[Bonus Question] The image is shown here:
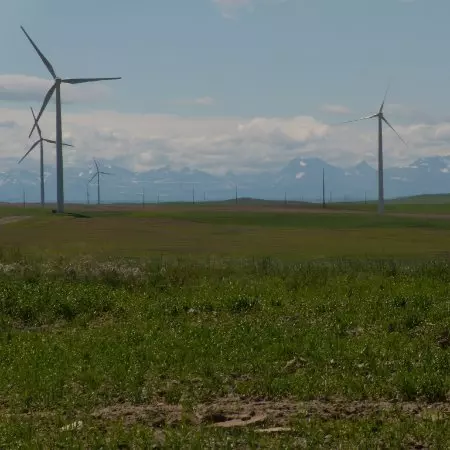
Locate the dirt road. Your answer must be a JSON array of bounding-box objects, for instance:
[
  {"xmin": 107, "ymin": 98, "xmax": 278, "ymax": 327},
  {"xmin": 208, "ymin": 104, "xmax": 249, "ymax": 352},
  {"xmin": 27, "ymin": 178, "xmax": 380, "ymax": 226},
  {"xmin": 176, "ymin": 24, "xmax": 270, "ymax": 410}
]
[{"xmin": 0, "ymin": 216, "xmax": 31, "ymax": 226}]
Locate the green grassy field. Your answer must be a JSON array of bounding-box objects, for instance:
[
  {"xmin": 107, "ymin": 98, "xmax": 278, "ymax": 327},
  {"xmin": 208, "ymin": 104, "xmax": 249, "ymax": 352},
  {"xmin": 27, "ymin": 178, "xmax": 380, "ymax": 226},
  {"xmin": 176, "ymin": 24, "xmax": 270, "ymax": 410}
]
[
  {"xmin": 1, "ymin": 204, "xmax": 450, "ymax": 447},
  {"xmin": 2, "ymin": 205, "xmax": 450, "ymax": 261}
]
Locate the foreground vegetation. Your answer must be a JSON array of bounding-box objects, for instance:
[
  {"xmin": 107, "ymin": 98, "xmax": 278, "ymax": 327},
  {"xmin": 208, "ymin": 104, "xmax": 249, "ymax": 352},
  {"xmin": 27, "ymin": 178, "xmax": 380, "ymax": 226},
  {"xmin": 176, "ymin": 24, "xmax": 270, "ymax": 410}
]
[
  {"xmin": 1, "ymin": 205, "xmax": 450, "ymax": 446},
  {"xmin": 0, "ymin": 256, "xmax": 449, "ymax": 447}
]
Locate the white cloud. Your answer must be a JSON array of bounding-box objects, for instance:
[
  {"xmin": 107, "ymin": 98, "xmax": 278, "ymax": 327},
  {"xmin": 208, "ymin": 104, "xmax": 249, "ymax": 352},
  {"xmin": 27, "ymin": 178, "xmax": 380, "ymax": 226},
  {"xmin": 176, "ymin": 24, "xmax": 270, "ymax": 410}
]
[
  {"xmin": 213, "ymin": 0, "xmax": 253, "ymax": 17},
  {"xmin": 194, "ymin": 96, "xmax": 215, "ymax": 106},
  {"xmin": 172, "ymin": 96, "xmax": 215, "ymax": 106},
  {"xmin": 212, "ymin": 0, "xmax": 288, "ymax": 18},
  {"xmin": 2, "ymin": 102, "xmax": 450, "ymax": 175},
  {"xmin": 320, "ymin": 104, "xmax": 351, "ymax": 115},
  {"xmin": 0, "ymin": 74, "xmax": 112, "ymax": 104}
]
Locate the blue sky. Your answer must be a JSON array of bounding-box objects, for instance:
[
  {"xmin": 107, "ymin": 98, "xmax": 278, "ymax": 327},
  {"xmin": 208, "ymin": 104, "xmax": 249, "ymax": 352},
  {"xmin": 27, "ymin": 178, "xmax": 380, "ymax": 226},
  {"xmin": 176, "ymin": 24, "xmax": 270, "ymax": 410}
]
[{"xmin": 0, "ymin": 0, "xmax": 449, "ymax": 174}]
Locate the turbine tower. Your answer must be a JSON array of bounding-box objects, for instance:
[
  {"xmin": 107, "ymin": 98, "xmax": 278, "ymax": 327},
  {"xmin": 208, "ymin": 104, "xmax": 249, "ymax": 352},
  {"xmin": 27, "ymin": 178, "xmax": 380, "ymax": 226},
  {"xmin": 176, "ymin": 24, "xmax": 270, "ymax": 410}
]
[
  {"xmin": 342, "ymin": 87, "xmax": 407, "ymax": 214},
  {"xmin": 18, "ymin": 107, "xmax": 73, "ymax": 207},
  {"xmin": 21, "ymin": 26, "xmax": 121, "ymax": 214},
  {"xmin": 89, "ymin": 159, "xmax": 112, "ymax": 205}
]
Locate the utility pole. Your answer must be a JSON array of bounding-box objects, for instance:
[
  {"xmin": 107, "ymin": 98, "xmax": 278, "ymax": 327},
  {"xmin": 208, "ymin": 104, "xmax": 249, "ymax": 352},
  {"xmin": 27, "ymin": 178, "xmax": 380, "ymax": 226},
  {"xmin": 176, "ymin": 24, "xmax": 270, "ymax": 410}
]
[
  {"xmin": 192, "ymin": 185, "xmax": 195, "ymax": 205},
  {"xmin": 157, "ymin": 191, "xmax": 160, "ymax": 205},
  {"xmin": 322, "ymin": 168, "xmax": 326, "ymax": 209},
  {"xmin": 22, "ymin": 189, "xmax": 26, "ymax": 208}
]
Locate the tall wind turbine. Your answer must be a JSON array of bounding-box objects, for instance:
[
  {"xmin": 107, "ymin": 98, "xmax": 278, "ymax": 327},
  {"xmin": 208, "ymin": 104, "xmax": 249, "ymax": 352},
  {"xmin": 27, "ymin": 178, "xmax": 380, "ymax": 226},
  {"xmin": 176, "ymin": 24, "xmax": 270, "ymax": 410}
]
[
  {"xmin": 89, "ymin": 159, "xmax": 113, "ymax": 205},
  {"xmin": 18, "ymin": 107, "xmax": 73, "ymax": 207},
  {"xmin": 21, "ymin": 26, "xmax": 121, "ymax": 214},
  {"xmin": 342, "ymin": 87, "xmax": 407, "ymax": 214}
]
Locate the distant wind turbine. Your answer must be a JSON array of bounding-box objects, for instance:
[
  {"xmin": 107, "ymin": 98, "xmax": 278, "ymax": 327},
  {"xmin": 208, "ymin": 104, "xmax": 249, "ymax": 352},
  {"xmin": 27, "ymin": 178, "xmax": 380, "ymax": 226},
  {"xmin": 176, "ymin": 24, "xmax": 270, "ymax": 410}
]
[
  {"xmin": 89, "ymin": 159, "xmax": 113, "ymax": 205},
  {"xmin": 341, "ymin": 85, "xmax": 407, "ymax": 214},
  {"xmin": 21, "ymin": 25, "xmax": 121, "ymax": 214},
  {"xmin": 18, "ymin": 106, "xmax": 73, "ymax": 207},
  {"xmin": 137, "ymin": 187, "xmax": 145, "ymax": 208}
]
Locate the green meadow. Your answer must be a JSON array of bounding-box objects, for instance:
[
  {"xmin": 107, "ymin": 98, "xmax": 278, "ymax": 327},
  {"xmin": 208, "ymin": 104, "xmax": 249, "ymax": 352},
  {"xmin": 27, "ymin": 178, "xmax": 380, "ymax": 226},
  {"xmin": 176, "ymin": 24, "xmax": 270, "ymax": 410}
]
[{"xmin": 0, "ymin": 204, "xmax": 450, "ymax": 447}]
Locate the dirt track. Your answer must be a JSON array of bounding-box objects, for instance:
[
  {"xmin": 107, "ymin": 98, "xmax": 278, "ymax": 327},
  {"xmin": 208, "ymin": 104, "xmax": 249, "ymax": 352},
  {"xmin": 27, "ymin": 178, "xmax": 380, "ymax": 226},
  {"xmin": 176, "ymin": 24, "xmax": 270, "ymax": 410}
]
[
  {"xmin": 0, "ymin": 216, "xmax": 31, "ymax": 226},
  {"xmin": 91, "ymin": 397, "xmax": 449, "ymax": 429}
]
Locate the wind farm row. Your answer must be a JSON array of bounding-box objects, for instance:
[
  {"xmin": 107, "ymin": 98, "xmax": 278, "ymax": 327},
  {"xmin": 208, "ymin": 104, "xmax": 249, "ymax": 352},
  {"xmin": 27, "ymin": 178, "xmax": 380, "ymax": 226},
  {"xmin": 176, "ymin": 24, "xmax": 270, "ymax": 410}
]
[{"xmin": 15, "ymin": 26, "xmax": 409, "ymax": 215}]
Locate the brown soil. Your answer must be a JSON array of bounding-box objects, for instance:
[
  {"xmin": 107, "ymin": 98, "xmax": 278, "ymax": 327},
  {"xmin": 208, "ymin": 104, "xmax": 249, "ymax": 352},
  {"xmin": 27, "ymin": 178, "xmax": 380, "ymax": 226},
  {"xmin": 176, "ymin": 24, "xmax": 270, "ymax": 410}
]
[{"xmin": 91, "ymin": 397, "xmax": 450, "ymax": 429}]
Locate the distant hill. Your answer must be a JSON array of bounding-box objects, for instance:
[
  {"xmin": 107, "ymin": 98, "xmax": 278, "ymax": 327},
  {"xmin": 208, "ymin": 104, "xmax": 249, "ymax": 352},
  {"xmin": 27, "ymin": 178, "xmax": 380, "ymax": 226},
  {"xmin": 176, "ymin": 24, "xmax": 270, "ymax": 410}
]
[{"xmin": 388, "ymin": 194, "xmax": 450, "ymax": 204}]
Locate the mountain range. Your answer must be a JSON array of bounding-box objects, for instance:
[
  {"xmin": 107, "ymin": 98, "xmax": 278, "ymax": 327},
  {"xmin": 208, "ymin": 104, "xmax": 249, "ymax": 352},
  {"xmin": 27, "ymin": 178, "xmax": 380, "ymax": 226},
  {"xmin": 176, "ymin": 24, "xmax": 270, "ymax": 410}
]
[{"xmin": 1, "ymin": 155, "xmax": 450, "ymax": 204}]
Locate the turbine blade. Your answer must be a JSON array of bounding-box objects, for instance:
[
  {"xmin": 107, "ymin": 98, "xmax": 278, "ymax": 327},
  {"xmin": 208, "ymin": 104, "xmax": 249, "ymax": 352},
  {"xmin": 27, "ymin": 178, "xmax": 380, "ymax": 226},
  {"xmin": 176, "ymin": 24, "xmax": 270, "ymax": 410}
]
[
  {"xmin": 28, "ymin": 84, "xmax": 56, "ymax": 138},
  {"xmin": 379, "ymin": 82, "xmax": 391, "ymax": 113},
  {"xmin": 18, "ymin": 139, "xmax": 41, "ymax": 164},
  {"xmin": 88, "ymin": 173, "xmax": 97, "ymax": 183},
  {"xmin": 30, "ymin": 106, "xmax": 42, "ymax": 137},
  {"xmin": 100, "ymin": 171, "xmax": 113, "ymax": 175},
  {"xmin": 382, "ymin": 117, "xmax": 408, "ymax": 147},
  {"xmin": 43, "ymin": 138, "xmax": 74, "ymax": 147},
  {"xmin": 93, "ymin": 158, "xmax": 99, "ymax": 172},
  {"xmin": 62, "ymin": 77, "xmax": 121, "ymax": 84},
  {"xmin": 340, "ymin": 114, "xmax": 378, "ymax": 125},
  {"xmin": 20, "ymin": 26, "xmax": 57, "ymax": 79},
  {"xmin": 30, "ymin": 106, "xmax": 37, "ymax": 121}
]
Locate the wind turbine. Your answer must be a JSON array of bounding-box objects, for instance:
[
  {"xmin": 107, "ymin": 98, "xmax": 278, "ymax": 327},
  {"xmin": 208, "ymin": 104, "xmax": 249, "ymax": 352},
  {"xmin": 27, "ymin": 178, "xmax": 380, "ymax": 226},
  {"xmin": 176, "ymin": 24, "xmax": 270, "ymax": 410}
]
[
  {"xmin": 89, "ymin": 159, "xmax": 113, "ymax": 205},
  {"xmin": 20, "ymin": 26, "xmax": 121, "ymax": 214},
  {"xmin": 137, "ymin": 187, "xmax": 145, "ymax": 208},
  {"xmin": 342, "ymin": 86, "xmax": 407, "ymax": 214},
  {"xmin": 18, "ymin": 107, "xmax": 73, "ymax": 207}
]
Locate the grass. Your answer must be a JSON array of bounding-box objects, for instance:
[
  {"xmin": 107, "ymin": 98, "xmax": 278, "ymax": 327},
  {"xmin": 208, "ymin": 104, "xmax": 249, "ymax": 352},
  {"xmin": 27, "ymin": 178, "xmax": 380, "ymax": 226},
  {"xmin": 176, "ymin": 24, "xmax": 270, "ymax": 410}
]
[
  {"xmin": 1, "ymin": 204, "xmax": 450, "ymax": 446},
  {"xmin": 0, "ymin": 258, "xmax": 449, "ymax": 447},
  {"xmin": 2, "ymin": 207, "xmax": 450, "ymax": 261}
]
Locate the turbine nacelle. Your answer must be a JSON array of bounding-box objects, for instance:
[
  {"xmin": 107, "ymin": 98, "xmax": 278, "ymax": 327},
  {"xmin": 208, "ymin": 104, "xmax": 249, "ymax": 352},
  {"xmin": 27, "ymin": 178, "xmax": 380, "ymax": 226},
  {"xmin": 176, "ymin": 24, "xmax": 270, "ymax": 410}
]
[
  {"xmin": 89, "ymin": 158, "xmax": 114, "ymax": 183},
  {"xmin": 18, "ymin": 137, "xmax": 73, "ymax": 165}
]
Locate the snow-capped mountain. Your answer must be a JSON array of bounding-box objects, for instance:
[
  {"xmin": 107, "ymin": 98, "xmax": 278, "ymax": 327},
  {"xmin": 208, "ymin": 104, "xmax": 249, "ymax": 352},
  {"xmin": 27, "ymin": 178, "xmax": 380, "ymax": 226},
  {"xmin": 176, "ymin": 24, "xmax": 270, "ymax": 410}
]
[{"xmin": 2, "ymin": 155, "xmax": 450, "ymax": 204}]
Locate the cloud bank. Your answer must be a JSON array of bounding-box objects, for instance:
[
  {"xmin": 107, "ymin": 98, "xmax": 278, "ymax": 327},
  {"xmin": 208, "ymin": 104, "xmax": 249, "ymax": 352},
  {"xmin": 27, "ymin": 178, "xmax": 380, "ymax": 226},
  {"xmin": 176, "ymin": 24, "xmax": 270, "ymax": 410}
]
[{"xmin": 1, "ymin": 102, "xmax": 450, "ymax": 176}]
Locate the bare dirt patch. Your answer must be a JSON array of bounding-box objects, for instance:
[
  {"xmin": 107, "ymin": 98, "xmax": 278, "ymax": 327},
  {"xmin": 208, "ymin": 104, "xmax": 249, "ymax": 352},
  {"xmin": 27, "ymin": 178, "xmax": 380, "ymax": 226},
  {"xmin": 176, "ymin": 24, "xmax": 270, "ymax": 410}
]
[
  {"xmin": 91, "ymin": 397, "xmax": 450, "ymax": 429},
  {"xmin": 0, "ymin": 216, "xmax": 31, "ymax": 226}
]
